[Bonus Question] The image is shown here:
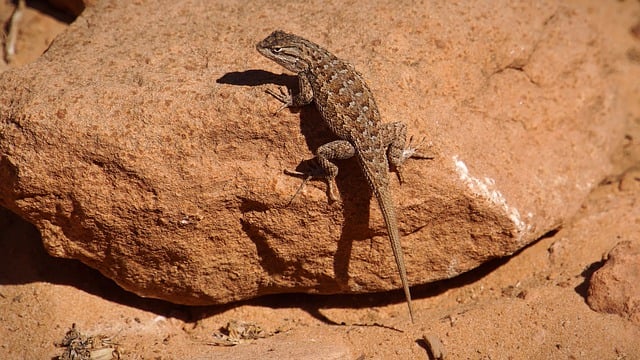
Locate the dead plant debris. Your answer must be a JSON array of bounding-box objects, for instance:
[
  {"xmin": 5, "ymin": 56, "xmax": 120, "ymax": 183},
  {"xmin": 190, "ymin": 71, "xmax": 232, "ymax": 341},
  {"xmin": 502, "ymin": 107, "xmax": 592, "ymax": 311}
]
[{"xmin": 56, "ymin": 323, "xmax": 119, "ymax": 360}]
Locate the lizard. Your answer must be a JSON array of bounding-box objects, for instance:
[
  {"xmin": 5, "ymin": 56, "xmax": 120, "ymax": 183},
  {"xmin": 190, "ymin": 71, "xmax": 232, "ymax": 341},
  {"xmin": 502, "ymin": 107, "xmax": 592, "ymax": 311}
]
[{"xmin": 256, "ymin": 30, "xmax": 429, "ymax": 323}]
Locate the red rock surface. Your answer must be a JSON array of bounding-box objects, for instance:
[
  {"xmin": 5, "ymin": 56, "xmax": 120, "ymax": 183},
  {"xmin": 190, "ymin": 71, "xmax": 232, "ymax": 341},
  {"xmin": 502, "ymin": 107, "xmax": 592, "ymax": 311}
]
[
  {"xmin": 588, "ymin": 241, "xmax": 640, "ymax": 325},
  {"xmin": 0, "ymin": 0, "xmax": 624, "ymax": 306},
  {"xmin": 1, "ymin": 0, "xmax": 640, "ymax": 358}
]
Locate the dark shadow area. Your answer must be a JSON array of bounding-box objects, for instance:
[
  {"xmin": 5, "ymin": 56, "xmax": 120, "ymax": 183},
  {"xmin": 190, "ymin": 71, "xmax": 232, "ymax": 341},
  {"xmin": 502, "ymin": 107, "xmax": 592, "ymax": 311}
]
[
  {"xmin": 227, "ymin": 68, "xmax": 377, "ymax": 300},
  {"xmin": 216, "ymin": 69, "xmax": 297, "ymax": 89},
  {"xmin": 294, "ymin": 106, "xmax": 376, "ymax": 293},
  {"xmin": 537, "ymin": 228, "xmax": 560, "ymax": 242},
  {"xmin": 0, "ymin": 206, "xmax": 197, "ymax": 321},
  {"xmin": 217, "ymin": 69, "xmax": 336, "ymax": 156},
  {"xmin": 233, "ymin": 227, "xmax": 566, "ymax": 324},
  {"xmin": 188, "ymin": 256, "xmax": 513, "ymax": 325},
  {"xmin": 192, "ymin": 253, "xmax": 509, "ymax": 324},
  {"xmin": 0, "ymin": 204, "xmax": 568, "ymax": 326},
  {"xmin": 403, "ymin": 229, "xmax": 563, "ymax": 309},
  {"xmin": 416, "ymin": 334, "xmax": 445, "ymax": 360},
  {"xmin": 575, "ymin": 260, "xmax": 605, "ymax": 299},
  {"xmin": 416, "ymin": 337, "xmax": 432, "ymax": 359},
  {"xmin": 332, "ymin": 180, "xmax": 374, "ymax": 292},
  {"xmin": 25, "ymin": 0, "xmax": 80, "ymax": 24},
  {"xmin": 505, "ymin": 227, "xmax": 560, "ymax": 258}
]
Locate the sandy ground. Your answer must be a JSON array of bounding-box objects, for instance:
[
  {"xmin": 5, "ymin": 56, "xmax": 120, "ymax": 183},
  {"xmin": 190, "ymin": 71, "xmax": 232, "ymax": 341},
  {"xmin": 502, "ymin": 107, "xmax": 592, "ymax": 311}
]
[{"xmin": 1, "ymin": 0, "xmax": 639, "ymax": 359}]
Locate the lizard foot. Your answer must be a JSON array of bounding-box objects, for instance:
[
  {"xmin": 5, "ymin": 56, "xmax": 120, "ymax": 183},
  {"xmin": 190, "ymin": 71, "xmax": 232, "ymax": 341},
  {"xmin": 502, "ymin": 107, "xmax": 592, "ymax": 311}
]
[
  {"xmin": 402, "ymin": 135, "xmax": 434, "ymax": 162},
  {"xmin": 394, "ymin": 136, "xmax": 435, "ymax": 184},
  {"xmin": 265, "ymin": 86, "xmax": 293, "ymax": 115},
  {"xmin": 284, "ymin": 162, "xmax": 339, "ymax": 204}
]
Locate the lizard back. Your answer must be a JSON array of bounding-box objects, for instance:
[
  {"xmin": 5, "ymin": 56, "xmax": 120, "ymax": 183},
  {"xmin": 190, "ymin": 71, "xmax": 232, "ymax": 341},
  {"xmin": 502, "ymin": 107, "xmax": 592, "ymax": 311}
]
[{"xmin": 256, "ymin": 30, "xmax": 391, "ymax": 189}]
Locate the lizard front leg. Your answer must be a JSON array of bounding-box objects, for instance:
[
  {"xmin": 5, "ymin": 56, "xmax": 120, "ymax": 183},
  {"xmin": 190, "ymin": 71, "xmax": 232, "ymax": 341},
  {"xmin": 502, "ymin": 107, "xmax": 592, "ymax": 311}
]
[{"xmin": 267, "ymin": 73, "xmax": 314, "ymax": 114}]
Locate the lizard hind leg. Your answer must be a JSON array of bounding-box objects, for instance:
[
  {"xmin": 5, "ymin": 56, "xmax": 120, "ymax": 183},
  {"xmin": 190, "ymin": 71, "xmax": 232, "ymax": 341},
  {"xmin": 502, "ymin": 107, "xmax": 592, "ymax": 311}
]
[
  {"xmin": 284, "ymin": 159, "xmax": 334, "ymax": 204},
  {"xmin": 284, "ymin": 140, "xmax": 356, "ymax": 203},
  {"xmin": 381, "ymin": 122, "xmax": 434, "ymax": 184}
]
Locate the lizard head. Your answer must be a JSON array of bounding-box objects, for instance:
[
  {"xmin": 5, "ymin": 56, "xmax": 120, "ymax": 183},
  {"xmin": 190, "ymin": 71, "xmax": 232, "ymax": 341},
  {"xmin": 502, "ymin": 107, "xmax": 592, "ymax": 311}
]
[{"xmin": 256, "ymin": 30, "xmax": 311, "ymax": 73}]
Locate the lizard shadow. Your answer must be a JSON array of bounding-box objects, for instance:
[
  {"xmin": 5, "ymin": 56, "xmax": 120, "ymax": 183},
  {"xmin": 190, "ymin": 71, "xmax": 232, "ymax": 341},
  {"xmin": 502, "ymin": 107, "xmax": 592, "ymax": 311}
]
[
  {"xmin": 222, "ymin": 69, "xmax": 377, "ymax": 299},
  {"xmin": 302, "ymin": 111, "xmax": 375, "ymax": 293},
  {"xmin": 216, "ymin": 69, "xmax": 297, "ymax": 88},
  {"xmin": 284, "ymin": 98, "xmax": 377, "ymax": 291},
  {"xmin": 272, "ymin": 86, "xmax": 380, "ymax": 299},
  {"xmin": 201, "ymin": 254, "xmax": 511, "ymax": 326}
]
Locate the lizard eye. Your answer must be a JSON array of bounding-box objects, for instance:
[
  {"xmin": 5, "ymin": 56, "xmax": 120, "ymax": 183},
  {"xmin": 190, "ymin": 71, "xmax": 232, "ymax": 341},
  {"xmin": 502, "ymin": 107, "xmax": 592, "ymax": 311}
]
[{"xmin": 272, "ymin": 47, "xmax": 283, "ymax": 53}]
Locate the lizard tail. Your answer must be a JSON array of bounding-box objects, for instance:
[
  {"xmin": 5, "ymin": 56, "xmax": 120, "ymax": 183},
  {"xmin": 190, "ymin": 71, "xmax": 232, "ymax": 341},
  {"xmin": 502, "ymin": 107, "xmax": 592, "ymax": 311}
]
[{"xmin": 373, "ymin": 186, "xmax": 415, "ymax": 324}]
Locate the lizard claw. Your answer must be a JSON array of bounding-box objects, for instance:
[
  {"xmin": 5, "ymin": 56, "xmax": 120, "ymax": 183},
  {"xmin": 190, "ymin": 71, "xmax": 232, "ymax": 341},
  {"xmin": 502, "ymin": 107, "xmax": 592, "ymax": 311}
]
[
  {"xmin": 394, "ymin": 136, "xmax": 434, "ymax": 184},
  {"xmin": 266, "ymin": 87, "xmax": 293, "ymax": 115},
  {"xmin": 283, "ymin": 169, "xmax": 313, "ymax": 206},
  {"xmin": 403, "ymin": 135, "xmax": 434, "ymax": 161}
]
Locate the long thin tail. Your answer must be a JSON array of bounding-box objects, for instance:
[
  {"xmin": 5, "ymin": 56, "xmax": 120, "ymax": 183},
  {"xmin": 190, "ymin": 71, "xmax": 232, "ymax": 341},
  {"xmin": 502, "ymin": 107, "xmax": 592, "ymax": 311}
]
[{"xmin": 374, "ymin": 186, "xmax": 415, "ymax": 323}]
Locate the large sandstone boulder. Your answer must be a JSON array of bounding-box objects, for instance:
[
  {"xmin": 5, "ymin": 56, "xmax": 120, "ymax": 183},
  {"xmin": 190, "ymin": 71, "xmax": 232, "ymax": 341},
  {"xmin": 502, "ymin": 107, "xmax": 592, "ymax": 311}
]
[{"xmin": 0, "ymin": 1, "xmax": 623, "ymax": 305}]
